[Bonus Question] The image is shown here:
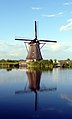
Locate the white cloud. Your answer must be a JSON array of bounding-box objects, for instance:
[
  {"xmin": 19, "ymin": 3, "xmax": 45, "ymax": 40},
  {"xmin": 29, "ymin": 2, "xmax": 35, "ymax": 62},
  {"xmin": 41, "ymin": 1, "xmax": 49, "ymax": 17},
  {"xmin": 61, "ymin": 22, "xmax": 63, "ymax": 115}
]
[
  {"xmin": 0, "ymin": 40, "xmax": 27, "ymax": 59},
  {"xmin": 64, "ymin": 2, "xmax": 72, "ymax": 6},
  {"xmin": 67, "ymin": 18, "xmax": 72, "ymax": 22},
  {"xmin": 42, "ymin": 14, "xmax": 55, "ymax": 18},
  {"xmin": 60, "ymin": 18, "xmax": 72, "ymax": 31},
  {"xmin": 42, "ymin": 41, "xmax": 72, "ymax": 52},
  {"xmin": 32, "ymin": 7, "xmax": 42, "ymax": 10},
  {"xmin": 62, "ymin": 42, "xmax": 72, "ymax": 51},
  {"xmin": 50, "ymin": 43, "xmax": 60, "ymax": 51},
  {"xmin": 58, "ymin": 12, "xmax": 63, "ymax": 15},
  {"xmin": 0, "ymin": 40, "xmax": 72, "ymax": 60},
  {"xmin": 42, "ymin": 12, "xmax": 63, "ymax": 18}
]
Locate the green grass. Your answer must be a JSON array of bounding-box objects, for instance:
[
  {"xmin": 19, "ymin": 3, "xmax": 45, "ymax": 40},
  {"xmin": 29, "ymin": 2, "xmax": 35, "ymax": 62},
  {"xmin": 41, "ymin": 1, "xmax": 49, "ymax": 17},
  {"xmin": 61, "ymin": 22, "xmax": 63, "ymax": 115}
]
[{"xmin": 0, "ymin": 60, "xmax": 19, "ymax": 69}]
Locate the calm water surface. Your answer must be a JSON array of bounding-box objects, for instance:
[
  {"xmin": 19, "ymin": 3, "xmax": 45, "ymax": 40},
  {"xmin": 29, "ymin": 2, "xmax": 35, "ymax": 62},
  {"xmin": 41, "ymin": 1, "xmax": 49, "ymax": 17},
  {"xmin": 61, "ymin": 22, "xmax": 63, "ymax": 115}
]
[{"xmin": 0, "ymin": 68, "xmax": 72, "ymax": 119}]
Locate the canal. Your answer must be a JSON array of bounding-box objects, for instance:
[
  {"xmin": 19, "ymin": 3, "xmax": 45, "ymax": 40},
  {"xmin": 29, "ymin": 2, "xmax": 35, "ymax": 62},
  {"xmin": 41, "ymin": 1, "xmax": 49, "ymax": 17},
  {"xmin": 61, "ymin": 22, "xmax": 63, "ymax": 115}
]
[{"xmin": 0, "ymin": 68, "xmax": 72, "ymax": 119}]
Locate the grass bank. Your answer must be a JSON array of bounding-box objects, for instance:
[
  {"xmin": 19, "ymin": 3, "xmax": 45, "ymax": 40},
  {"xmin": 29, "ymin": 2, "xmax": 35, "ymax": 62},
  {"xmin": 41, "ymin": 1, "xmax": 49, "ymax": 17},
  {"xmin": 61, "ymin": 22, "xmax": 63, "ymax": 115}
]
[{"xmin": 0, "ymin": 60, "xmax": 19, "ymax": 69}]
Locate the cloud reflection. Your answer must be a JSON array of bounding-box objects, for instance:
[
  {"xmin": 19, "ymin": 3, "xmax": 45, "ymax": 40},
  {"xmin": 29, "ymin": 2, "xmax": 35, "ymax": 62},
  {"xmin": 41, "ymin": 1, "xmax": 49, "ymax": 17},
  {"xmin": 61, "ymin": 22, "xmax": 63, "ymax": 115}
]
[{"xmin": 61, "ymin": 94, "xmax": 72, "ymax": 105}]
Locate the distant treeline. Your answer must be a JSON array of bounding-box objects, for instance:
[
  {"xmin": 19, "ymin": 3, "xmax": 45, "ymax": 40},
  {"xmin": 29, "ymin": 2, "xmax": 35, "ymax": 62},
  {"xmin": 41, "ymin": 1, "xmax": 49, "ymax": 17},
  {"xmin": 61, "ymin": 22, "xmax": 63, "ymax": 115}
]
[
  {"xmin": 0, "ymin": 59, "xmax": 19, "ymax": 62},
  {"xmin": 0, "ymin": 59, "xmax": 19, "ymax": 69},
  {"xmin": 27, "ymin": 59, "xmax": 72, "ymax": 68},
  {"xmin": 0, "ymin": 59, "xmax": 72, "ymax": 69}
]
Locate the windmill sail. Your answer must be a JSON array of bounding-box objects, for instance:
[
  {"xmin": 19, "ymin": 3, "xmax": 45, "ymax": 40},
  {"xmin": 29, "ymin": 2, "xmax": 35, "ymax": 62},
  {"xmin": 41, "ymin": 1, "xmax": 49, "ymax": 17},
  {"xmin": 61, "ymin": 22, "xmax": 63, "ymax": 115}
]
[{"xmin": 35, "ymin": 21, "xmax": 37, "ymax": 39}]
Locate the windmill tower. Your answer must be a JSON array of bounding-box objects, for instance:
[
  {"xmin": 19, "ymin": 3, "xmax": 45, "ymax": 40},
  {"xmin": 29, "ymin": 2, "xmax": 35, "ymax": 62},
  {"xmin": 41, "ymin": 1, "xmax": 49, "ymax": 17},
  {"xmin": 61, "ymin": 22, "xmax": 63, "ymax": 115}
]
[{"xmin": 15, "ymin": 21, "xmax": 57, "ymax": 61}]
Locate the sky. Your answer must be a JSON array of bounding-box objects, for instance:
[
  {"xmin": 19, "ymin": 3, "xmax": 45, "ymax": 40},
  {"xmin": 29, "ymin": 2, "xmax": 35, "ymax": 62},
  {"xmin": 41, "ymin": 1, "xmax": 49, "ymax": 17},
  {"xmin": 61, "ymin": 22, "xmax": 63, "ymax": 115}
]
[{"xmin": 0, "ymin": 0, "xmax": 72, "ymax": 60}]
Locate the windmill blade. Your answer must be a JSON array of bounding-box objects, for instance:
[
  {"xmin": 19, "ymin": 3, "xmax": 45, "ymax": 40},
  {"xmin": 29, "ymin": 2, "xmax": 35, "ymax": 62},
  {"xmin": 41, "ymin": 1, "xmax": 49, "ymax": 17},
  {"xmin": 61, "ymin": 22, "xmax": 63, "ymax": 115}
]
[
  {"xmin": 15, "ymin": 38, "xmax": 32, "ymax": 41},
  {"xmin": 39, "ymin": 40, "xmax": 57, "ymax": 43},
  {"xmin": 15, "ymin": 90, "xmax": 31, "ymax": 94},
  {"xmin": 39, "ymin": 87, "xmax": 57, "ymax": 92},
  {"xmin": 35, "ymin": 21, "xmax": 37, "ymax": 39},
  {"xmin": 15, "ymin": 87, "xmax": 57, "ymax": 95}
]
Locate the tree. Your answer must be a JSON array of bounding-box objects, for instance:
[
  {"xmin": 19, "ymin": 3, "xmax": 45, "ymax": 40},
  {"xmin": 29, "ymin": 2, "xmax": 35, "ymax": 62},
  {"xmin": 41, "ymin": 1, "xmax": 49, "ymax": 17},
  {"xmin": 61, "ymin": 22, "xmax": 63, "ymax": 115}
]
[{"xmin": 67, "ymin": 58, "xmax": 70, "ymax": 61}]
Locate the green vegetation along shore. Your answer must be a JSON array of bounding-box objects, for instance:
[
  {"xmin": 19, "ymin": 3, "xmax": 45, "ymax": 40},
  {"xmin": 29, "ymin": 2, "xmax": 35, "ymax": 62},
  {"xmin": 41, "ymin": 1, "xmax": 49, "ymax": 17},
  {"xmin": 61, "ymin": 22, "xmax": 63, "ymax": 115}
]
[
  {"xmin": 0, "ymin": 59, "xmax": 19, "ymax": 69},
  {"xmin": 0, "ymin": 59, "xmax": 72, "ymax": 70},
  {"xmin": 20, "ymin": 59, "xmax": 72, "ymax": 68}
]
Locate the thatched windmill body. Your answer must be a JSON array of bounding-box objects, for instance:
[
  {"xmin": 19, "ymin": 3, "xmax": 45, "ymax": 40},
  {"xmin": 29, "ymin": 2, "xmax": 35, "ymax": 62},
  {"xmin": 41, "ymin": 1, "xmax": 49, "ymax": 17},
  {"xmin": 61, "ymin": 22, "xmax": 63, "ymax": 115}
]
[{"xmin": 15, "ymin": 21, "xmax": 57, "ymax": 61}]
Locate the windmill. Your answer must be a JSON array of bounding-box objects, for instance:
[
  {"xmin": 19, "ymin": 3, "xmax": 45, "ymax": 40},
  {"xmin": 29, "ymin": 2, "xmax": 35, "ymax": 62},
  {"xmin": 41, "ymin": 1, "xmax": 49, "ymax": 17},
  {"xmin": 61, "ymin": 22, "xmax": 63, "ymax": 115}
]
[{"xmin": 15, "ymin": 21, "xmax": 57, "ymax": 61}]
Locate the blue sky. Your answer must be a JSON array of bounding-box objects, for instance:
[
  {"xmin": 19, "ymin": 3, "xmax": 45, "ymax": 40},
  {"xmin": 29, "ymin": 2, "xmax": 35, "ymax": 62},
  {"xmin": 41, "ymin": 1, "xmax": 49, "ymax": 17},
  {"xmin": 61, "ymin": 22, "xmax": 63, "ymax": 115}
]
[{"xmin": 0, "ymin": 0, "xmax": 72, "ymax": 60}]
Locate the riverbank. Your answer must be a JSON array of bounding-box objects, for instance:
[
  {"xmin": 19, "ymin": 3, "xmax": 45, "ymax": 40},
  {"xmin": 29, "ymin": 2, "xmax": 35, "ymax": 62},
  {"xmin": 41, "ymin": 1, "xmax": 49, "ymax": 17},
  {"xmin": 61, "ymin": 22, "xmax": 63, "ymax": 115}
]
[
  {"xmin": 0, "ymin": 59, "xmax": 72, "ymax": 69},
  {"xmin": 19, "ymin": 59, "xmax": 72, "ymax": 68},
  {"xmin": 0, "ymin": 60, "xmax": 19, "ymax": 69}
]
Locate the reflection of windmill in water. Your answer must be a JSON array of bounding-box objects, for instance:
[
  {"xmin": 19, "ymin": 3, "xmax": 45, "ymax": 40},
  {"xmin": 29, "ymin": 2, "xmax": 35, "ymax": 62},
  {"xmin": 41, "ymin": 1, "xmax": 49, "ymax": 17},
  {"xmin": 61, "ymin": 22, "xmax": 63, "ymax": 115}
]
[
  {"xmin": 15, "ymin": 70, "xmax": 57, "ymax": 111},
  {"xmin": 15, "ymin": 21, "xmax": 57, "ymax": 61},
  {"xmin": 26, "ymin": 70, "xmax": 41, "ymax": 92}
]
